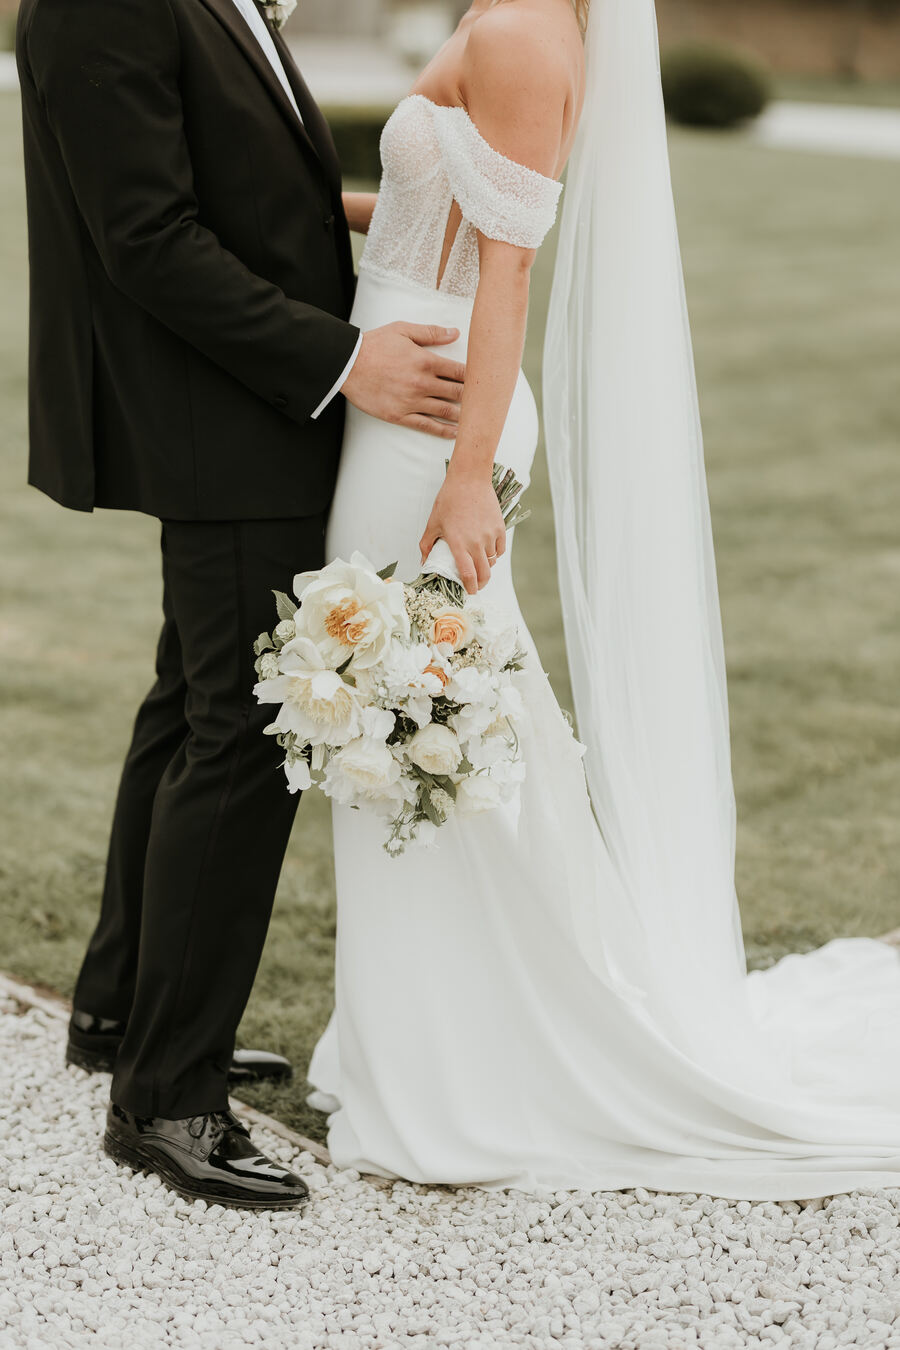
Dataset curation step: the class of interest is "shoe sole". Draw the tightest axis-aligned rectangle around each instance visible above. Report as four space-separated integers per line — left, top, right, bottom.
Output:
66 1044 117 1074
102 1131 308 1212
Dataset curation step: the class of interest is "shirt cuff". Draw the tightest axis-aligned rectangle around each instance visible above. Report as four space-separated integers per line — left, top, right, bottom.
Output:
310 332 363 420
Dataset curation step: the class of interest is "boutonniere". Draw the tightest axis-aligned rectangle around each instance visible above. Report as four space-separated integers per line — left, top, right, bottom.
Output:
262 0 296 29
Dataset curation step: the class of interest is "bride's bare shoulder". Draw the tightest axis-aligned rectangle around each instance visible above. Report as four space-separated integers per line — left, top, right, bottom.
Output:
458 0 584 172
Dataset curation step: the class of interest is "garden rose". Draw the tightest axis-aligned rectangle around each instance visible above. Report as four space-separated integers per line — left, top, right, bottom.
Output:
455 773 503 815
291 553 409 670
323 737 407 813
431 606 472 652
408 724 462 776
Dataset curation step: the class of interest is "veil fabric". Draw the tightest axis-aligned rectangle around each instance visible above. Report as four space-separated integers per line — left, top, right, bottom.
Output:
542 0 900 1164
544 0 747 1049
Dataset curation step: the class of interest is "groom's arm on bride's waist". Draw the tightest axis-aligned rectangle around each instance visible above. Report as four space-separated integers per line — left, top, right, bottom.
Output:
22 0 359 425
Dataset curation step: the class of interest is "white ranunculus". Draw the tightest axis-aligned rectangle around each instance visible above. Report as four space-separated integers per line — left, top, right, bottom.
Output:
464 733 512 771
478 620 519 669
380 641 441 699
446 665 494 707
254 637 362 747
407 723 462 776
360 704 396 743
455 772 504 816
323 737 407 814
290 553 409 670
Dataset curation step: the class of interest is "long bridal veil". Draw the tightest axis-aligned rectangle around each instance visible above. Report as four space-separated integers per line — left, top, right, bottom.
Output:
543 0 900 1189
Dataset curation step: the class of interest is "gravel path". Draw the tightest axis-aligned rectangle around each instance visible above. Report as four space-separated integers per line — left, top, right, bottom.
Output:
3 992 900 1349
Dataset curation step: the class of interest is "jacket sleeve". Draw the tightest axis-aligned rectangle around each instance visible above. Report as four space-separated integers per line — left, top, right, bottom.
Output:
24 0 360 425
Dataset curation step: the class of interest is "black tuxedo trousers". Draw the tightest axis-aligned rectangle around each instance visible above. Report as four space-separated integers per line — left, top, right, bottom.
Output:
74 518 326 1118
18 0 363 1116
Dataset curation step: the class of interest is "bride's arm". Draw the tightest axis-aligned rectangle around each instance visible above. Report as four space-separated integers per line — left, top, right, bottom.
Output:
342 192 378 234
418 13 572 593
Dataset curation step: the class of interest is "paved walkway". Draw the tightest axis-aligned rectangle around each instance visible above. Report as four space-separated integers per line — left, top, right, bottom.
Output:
3 973 900 1349
750 99 900 160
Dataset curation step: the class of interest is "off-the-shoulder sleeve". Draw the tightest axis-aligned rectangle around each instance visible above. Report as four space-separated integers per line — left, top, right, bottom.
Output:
430 105 563 250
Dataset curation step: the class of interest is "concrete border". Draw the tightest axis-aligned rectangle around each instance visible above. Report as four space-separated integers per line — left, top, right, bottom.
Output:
0 970 331 1166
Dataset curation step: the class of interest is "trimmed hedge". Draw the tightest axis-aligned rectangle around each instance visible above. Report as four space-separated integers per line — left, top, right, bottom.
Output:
325 107 388 183
661 42 773 129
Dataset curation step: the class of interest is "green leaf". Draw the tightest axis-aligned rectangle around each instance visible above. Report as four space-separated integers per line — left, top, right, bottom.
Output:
422 794 442 827
253 632 274 657
335 654 354 676
377 561 399 581
273 589 296 622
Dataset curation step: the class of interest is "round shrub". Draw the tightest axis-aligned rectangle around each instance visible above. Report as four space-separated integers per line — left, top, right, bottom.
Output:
660 42 772 129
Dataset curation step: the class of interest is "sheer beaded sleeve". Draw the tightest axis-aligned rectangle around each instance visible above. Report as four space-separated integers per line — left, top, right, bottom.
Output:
430 104 563 250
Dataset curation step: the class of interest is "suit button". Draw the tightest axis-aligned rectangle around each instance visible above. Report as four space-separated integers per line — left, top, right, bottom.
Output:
323 213 335 230
274 395 287 410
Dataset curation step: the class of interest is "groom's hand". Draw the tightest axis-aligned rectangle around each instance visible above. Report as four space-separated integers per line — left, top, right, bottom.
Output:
341 323 464 438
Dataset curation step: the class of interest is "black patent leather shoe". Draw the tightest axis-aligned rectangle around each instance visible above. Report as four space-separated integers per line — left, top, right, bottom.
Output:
103 1103 309 1210
66 1010 293 1084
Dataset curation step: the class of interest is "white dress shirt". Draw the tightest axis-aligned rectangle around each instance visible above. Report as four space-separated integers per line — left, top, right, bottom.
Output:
227 0 362 418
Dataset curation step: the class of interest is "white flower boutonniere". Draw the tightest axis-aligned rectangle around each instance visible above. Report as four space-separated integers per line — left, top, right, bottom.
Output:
263 0 296 29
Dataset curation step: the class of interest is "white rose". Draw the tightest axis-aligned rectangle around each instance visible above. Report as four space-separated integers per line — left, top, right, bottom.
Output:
407 723 461 776
323 737 407 813
455 773 503 816
254 637 362 746
291 552 409 670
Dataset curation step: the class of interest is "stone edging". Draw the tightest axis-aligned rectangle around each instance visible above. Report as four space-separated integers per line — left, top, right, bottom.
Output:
0 970 331 1166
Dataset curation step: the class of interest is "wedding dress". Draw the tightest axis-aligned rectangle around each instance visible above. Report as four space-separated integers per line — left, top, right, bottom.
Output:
307 86 900 1199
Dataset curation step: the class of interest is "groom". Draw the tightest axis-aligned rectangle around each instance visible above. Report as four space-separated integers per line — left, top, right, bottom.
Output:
17 0 464 1208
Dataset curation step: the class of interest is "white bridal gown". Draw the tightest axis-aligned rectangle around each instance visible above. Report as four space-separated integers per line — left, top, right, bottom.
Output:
308 94 900 1198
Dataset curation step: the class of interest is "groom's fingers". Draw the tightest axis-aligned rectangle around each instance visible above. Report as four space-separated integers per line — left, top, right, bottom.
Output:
400 413 458 440
428 354 466 388
418 398 461 424
403 323 460 348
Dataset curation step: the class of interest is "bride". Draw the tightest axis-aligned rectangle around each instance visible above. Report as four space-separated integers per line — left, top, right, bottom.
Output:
306 0 900 1197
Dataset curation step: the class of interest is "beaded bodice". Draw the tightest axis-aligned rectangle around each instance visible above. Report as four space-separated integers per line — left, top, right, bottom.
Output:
359 95 564 300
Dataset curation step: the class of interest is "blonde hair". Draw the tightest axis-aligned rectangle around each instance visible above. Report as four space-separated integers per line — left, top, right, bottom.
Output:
573 0 589 35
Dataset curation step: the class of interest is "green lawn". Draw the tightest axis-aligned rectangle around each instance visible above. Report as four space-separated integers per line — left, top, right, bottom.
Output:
2 92 899 1143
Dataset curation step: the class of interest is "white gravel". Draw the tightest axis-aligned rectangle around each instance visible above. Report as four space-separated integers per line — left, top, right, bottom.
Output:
3 992 900 1349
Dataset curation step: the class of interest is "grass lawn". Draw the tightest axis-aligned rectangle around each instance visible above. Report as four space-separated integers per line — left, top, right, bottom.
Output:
2 91 899 1143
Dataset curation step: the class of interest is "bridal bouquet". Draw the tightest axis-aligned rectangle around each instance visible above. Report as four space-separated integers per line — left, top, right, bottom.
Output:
253 466 530 855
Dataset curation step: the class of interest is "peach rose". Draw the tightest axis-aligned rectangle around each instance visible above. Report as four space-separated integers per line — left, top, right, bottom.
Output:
430 607 472 652
424 663 450 689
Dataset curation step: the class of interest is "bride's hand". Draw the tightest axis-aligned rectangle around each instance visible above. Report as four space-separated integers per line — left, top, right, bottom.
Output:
419 469 506 595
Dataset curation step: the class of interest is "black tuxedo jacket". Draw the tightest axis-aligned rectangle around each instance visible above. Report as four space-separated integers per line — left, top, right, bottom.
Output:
16 0 360 520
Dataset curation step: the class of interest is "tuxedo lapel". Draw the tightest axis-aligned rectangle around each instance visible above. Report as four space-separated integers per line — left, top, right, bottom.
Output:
195 0 326 182
268 26 343 198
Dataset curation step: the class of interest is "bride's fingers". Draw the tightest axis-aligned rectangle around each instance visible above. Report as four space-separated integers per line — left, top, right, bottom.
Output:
472 547 492 591
419 521 439 563
445 538 478 594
